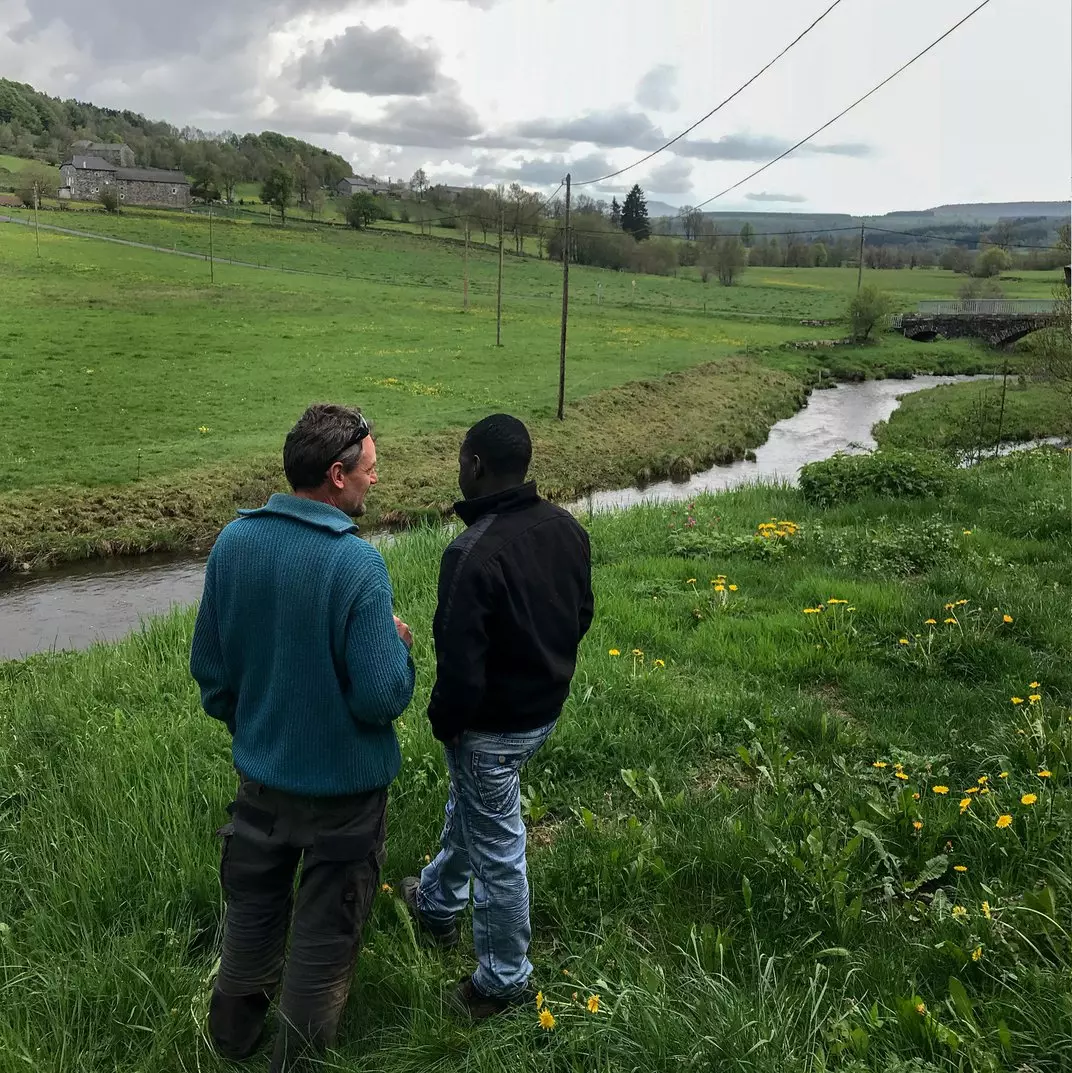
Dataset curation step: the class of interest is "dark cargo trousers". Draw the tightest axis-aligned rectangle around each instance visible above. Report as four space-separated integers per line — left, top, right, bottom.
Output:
209 776 387 1072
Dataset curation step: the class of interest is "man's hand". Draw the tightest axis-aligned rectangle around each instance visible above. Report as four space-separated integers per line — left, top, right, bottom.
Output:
393 615 413 648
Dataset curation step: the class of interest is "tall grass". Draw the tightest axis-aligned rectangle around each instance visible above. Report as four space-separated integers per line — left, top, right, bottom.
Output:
1 450 1070 1072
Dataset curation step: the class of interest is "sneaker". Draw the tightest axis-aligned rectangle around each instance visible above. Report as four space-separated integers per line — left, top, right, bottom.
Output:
399 876 460 949
451 976 533 1021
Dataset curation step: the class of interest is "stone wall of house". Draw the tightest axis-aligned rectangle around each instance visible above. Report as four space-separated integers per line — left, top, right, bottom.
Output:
62 167 115 200
117 179 190 208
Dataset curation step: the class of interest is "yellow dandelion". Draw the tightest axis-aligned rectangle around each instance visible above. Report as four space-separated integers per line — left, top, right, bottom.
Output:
959 797 972 812
1021 793 1038 806
977 776 988 785
381 883 392 894
653 659 666 668
632 649 644 657
562 969 571 977
608 649 620 657
1029 681 1040 689
980 787 991 795
995 814 1013 829
916 1002 927 1016
587 995 600 1014
944 603 955 611
912 793 921 801
1029 694 1041 704
913 820 923 831
932 786 949 795
714 584 726 593
873 761 888 769
686 578 697 585
899 638 910 646
535 991 544 1009
956 600 969 606
952 905 967 918
894 761 904 770
982 900 991 920
729 584 738 591
966 787 979 795
1038 770 1052 778
972 946 983 962
954 864 968 873
924 618 937 625
1002 614 1013 624
1011 697 1024 705
963 530 973 536
424 854 432 864
999 771 1008 779
944 618 957 625
803 608 821 614
539 1008 556 1031
895 772 909 781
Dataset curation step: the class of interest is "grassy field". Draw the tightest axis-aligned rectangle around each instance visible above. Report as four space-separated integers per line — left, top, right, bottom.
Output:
1 212 1062 567
875 378 1072 453
1 446 1069 1072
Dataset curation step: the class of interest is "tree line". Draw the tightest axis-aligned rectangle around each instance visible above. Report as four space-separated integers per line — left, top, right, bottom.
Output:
0 78 351 196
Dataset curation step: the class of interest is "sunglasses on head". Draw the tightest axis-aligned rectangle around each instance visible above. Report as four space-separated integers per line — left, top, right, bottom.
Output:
331 413 371 463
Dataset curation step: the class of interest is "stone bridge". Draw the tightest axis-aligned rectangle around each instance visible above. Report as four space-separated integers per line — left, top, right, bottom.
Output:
892 299 1056 347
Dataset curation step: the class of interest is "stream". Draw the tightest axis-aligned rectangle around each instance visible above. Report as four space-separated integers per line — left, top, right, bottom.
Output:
0 375 1004 660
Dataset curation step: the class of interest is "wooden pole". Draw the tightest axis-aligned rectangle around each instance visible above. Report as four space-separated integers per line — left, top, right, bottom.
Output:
209 204 214 283
557 173 571 421
856 220 866 292
33 182 40 257
496 207 504 346
463 218 470 312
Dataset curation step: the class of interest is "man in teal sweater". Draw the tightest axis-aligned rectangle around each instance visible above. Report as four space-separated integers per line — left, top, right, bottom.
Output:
191 403 414 1073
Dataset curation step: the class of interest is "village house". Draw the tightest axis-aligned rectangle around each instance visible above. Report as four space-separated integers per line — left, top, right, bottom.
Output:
336 175 393 198
59 142 190 208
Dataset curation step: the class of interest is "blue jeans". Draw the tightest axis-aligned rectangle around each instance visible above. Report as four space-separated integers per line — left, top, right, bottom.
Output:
417 723 555 997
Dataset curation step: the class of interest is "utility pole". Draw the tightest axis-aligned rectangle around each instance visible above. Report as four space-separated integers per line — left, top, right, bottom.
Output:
209 204 215 283
33 182 40 257
557 173 571 421
463 217 470 312
496 206 504 346
856 219 866 292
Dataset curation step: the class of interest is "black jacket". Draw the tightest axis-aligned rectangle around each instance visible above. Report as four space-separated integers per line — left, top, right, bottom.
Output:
427 482 594 743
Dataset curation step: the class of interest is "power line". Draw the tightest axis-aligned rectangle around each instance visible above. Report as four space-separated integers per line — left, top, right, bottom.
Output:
573 0 847 188
689 0 995 212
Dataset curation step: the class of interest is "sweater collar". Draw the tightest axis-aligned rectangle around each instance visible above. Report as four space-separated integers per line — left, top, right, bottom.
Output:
238 493 360 534
454 481 540 526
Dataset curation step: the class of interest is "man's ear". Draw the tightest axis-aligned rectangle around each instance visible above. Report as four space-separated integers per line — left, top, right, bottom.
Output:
470 452 485 479
327 460 346 489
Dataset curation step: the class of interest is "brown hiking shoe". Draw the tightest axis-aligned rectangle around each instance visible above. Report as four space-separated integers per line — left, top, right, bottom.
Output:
399 876 460 949
451 976 534 1021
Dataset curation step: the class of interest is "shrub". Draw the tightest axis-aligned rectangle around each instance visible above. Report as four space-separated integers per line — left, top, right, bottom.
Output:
99 187 119 213
799 450 954 507
343 191 378 230
846 285 894 341
809 517 958 576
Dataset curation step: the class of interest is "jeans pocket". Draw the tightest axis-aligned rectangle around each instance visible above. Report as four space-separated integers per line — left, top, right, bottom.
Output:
471 751 522 815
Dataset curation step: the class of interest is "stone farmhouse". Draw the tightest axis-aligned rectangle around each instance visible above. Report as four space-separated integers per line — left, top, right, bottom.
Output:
336 175 394 198
59 141 190 208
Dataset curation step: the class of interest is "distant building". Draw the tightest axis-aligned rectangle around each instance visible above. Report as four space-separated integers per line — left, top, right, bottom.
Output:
59 147 189 208
336 175 396 198
69 141 136 168
1065 264 1071 287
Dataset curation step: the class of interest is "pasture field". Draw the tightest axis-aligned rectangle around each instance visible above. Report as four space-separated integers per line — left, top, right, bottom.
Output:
0 447 1069 1072
0 213 1059 566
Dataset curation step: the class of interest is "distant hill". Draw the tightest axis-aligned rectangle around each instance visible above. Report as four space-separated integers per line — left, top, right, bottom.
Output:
0 78 352 193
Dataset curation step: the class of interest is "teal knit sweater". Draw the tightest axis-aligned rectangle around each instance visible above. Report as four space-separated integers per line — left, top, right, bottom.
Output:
190 493 415 796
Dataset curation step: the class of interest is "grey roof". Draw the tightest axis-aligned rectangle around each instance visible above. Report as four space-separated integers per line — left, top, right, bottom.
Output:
89 143 129 152
338 176 365 186
65 155 117 171
115 167 188 184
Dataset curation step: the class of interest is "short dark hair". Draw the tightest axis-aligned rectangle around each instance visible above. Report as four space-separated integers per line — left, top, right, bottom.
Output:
463 414 532 479
283 403 370 491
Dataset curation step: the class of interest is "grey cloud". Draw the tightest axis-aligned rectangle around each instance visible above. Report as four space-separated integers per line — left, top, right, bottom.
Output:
745 191 808 203
512 110 664 150
345 87 483 148
636 64 679 111
675 134 873 161
11 0 350 63
295 24 440 96
646 157 693 194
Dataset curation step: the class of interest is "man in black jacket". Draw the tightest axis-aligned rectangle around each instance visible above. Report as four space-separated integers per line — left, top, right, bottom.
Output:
401 414 593 1019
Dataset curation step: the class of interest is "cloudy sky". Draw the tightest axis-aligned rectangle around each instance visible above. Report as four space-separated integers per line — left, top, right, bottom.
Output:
2 0 1069 213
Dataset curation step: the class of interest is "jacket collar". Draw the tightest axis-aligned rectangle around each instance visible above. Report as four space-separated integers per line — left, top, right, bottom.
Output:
454 481 540 526
238 492 359 535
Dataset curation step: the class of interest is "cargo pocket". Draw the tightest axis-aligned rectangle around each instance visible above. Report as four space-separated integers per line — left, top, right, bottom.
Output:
311 831 382 941
472 750 523 815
